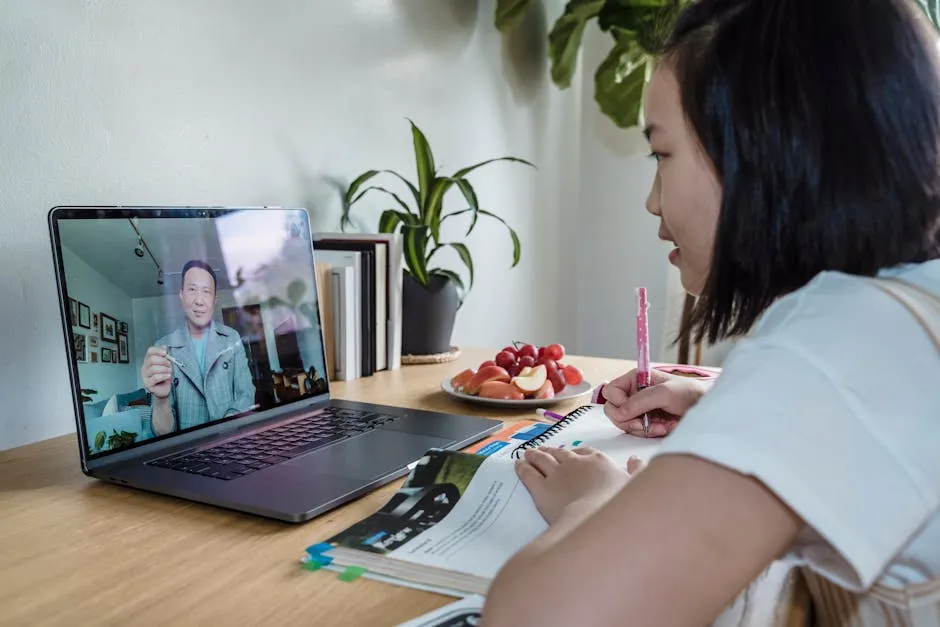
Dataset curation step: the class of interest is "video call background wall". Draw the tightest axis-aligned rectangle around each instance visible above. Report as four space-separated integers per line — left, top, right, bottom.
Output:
62 246 138 402
63 242 328 409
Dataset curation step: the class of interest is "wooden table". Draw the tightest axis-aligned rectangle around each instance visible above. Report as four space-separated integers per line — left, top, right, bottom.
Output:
0 347 633 626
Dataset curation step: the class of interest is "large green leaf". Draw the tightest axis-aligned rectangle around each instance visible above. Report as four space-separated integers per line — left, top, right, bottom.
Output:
351 185 413 216
424 176 456 245
594 42 649 128
379 169 421 207
548 0 605 89
452 156 535 179
453 178 481 235
428 242 474 290
494 0 534 32
378 208 415 234
401 224 430 286
479 209 522 267
344 169 380 206
598 1 685 53
440 203 522 268
408 119 436 214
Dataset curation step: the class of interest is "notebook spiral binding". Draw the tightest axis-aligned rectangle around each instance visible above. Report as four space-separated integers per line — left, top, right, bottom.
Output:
510 405 594 459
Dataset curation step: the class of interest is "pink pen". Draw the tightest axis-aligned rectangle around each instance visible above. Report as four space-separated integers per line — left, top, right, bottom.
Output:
636 287 651 434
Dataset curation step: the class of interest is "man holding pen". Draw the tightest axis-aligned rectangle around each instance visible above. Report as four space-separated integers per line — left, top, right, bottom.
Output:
141 259 256 436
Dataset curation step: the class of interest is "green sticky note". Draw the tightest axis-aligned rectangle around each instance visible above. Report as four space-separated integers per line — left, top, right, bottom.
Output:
572 440 583 446
301 560 322 572
338 565 367 582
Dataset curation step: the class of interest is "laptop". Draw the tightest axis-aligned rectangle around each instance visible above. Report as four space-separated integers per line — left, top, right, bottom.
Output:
48 205 501 522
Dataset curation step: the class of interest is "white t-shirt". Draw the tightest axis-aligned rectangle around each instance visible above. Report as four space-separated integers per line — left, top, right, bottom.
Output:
655 259 940 594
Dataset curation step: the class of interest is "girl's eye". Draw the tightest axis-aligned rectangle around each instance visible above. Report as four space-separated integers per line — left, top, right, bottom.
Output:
647 151 664 163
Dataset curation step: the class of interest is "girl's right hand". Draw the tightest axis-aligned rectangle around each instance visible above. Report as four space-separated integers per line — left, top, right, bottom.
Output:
602 368 710 438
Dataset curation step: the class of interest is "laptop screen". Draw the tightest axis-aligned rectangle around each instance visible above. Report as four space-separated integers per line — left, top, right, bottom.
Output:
52 207 330 459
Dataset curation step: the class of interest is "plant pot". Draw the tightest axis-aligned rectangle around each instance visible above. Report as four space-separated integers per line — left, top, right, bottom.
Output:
401 273 459 356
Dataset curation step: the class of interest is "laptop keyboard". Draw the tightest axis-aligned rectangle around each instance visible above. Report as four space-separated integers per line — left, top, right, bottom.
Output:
147 407 398 480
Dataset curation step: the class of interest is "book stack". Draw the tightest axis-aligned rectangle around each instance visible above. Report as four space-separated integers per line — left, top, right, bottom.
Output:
312 232 404 380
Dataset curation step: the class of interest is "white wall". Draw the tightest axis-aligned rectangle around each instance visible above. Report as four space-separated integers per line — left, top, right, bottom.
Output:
0 0 581 450
574 24 671 363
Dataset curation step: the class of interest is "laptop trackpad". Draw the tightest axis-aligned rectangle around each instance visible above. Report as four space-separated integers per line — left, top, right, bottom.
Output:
291 429 453 482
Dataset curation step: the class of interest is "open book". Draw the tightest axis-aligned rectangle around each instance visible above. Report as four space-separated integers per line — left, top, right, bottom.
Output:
302 404 661 596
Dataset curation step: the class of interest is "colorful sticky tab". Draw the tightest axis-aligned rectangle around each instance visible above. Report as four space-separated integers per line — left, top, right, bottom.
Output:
572 440 583 446
301 560 322 572
309 553 333 566
338 566 367 582
305 542 333 556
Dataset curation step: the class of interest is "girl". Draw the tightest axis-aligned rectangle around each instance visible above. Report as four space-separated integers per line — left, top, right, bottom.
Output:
482 0 940 625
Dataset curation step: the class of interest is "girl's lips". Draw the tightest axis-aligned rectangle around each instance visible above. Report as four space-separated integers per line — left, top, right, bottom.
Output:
668 247 680 263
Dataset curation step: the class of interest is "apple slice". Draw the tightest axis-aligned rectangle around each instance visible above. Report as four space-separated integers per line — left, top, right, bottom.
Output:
464 365 511 395
533 379 555 399
510 364 548 394
450 368 476 391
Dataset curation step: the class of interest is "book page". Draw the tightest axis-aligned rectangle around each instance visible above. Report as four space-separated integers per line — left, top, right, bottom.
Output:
386 453 547 579
533 404 662 465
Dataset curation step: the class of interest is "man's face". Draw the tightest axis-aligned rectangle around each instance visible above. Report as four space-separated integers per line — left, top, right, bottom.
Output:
179 267 216 330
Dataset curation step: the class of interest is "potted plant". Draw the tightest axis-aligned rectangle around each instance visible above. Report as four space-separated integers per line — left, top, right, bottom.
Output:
496 0 940 129
496 0 691 128
341 119 534 356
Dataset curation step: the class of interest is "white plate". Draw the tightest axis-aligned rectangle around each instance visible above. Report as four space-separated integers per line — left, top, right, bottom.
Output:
440 377 593 408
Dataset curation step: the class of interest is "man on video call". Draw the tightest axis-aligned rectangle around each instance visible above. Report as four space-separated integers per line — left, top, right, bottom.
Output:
141 259 256 436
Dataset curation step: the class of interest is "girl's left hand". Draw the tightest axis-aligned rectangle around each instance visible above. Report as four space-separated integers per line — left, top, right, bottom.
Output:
515 446 647 525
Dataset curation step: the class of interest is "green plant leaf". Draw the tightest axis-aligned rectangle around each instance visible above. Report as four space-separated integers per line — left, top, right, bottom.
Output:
440 204 522 268
495 0 535 32
594 42 649 128
408 119 436 214
344 170 380 207
429 268 467 307
425 177 456 245
378 209 414 234
402 224 430 286
548 0 605 89
453 156 536 179
480 209 522 267
379 169 421 207
428 242 474 290
453 178 481 234
352 185 413 215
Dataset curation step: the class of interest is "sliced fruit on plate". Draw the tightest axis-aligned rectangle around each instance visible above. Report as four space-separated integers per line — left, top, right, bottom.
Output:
478 380 524 400
510 364 547 394
532 379 554 399
464 365 511 395
450 368 476 392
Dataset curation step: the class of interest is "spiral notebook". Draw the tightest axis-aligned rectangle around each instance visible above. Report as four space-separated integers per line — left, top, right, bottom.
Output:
301 404 660 597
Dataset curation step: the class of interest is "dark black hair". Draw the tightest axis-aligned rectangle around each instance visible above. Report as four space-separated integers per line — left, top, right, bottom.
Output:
659 0 940 345
180 259 217 292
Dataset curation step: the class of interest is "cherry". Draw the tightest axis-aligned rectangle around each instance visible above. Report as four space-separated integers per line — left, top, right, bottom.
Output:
544 343 565 361
495 350 516 370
